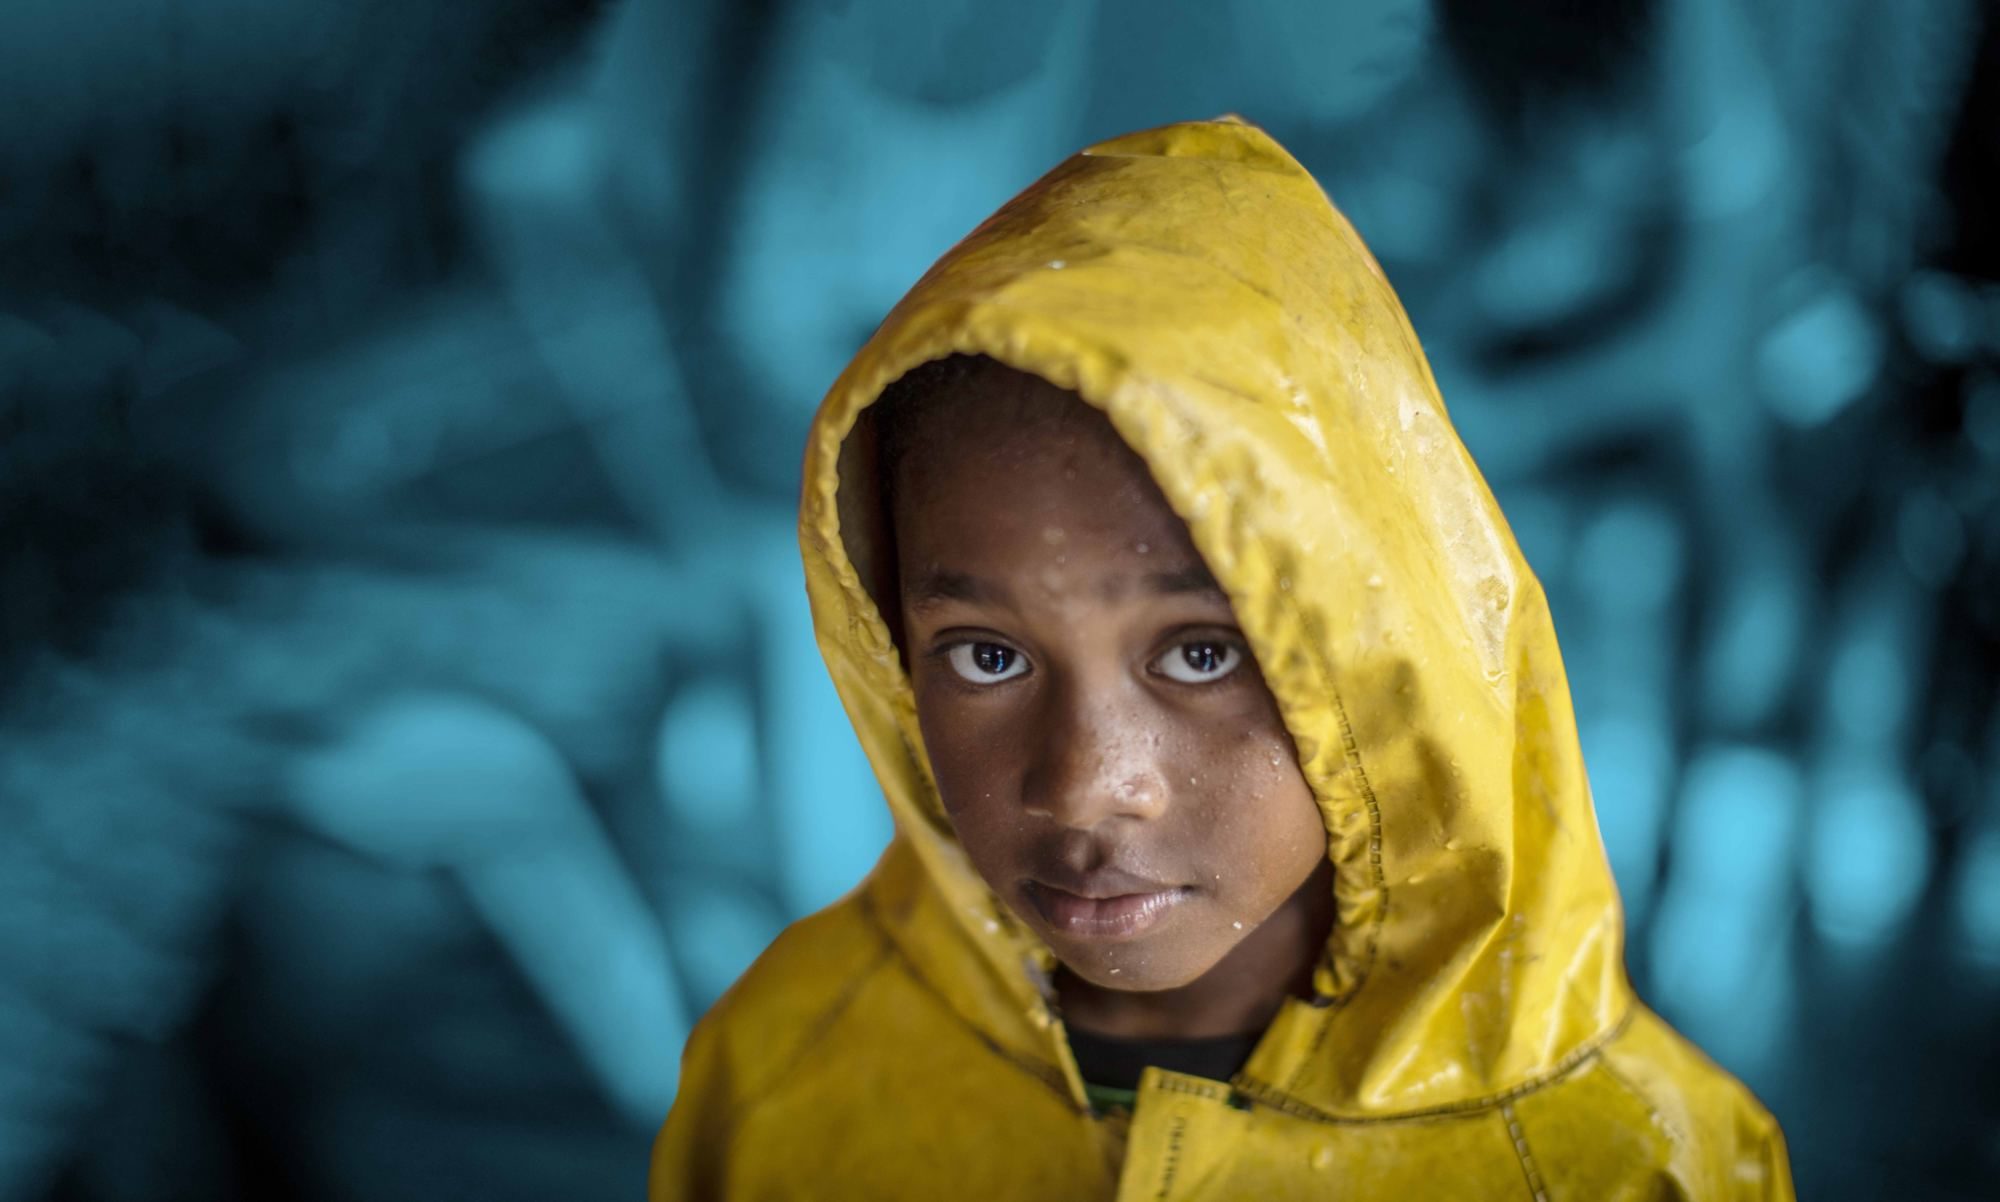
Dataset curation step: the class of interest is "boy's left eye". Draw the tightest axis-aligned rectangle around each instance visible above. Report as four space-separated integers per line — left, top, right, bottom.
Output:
1151 639 1243 684
944 641 1029 684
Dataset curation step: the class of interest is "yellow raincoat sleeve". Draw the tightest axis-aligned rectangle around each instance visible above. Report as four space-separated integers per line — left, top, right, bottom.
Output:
646 900 897 1201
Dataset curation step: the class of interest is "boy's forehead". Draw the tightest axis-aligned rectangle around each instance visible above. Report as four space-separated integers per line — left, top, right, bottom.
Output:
895 408 1167 535
889 400 1224 609
891 376 1146 496
876 362 1225 606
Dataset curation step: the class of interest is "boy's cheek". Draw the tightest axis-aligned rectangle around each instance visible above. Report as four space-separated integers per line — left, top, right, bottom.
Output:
954 820 1061 925
931 797 1018 873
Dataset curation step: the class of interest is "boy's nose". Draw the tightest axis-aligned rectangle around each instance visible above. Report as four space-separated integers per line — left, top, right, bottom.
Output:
1021 694 1169 829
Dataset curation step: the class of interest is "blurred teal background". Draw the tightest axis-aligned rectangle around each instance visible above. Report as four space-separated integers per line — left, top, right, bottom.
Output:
2 1 1997 1198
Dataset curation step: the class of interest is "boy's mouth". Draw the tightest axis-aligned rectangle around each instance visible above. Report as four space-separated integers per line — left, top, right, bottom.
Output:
1023 874 1192 940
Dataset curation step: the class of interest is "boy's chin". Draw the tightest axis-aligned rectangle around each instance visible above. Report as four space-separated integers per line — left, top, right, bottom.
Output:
1050 942 1222 993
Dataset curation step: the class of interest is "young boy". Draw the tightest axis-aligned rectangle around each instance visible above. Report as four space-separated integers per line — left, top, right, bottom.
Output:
652 116 1793 1200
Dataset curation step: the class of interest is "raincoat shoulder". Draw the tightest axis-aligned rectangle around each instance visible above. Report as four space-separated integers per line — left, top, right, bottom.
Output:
651 844 1114 1201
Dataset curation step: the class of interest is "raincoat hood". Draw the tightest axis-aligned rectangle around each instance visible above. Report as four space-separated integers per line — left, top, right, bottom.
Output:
799 115 1629 1119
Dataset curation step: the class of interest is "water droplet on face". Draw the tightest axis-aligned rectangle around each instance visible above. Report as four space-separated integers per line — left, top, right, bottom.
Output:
1047 259 1066 270
1108 967 1120 975
1134 541 1150 555
984 919 1000 933
1367 574 1385 589
1278 576 1293 591
1232 921 1244 930
1443 838 1462 851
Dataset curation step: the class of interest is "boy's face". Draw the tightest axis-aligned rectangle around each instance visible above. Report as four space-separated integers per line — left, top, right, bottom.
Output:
890 378 1330 998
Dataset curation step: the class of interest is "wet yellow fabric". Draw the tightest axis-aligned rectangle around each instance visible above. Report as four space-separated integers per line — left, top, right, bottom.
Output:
652 116 1793 1201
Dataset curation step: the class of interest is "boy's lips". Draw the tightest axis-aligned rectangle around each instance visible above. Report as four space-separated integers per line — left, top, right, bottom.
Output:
1023 870 1192 939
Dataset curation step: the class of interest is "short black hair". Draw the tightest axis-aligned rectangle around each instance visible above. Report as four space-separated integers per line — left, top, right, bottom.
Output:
872 353 1000 516
872 352 1087 522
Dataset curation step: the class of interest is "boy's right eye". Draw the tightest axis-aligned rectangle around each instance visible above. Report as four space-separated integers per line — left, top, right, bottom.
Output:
944 642 1029 685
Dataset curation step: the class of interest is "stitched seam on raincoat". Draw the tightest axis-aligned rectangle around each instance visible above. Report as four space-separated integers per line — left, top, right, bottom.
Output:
722 939 894 1132
1500 1103 1551 1201
1229 1007 1636 1126
1139 384 1389 1092
1154 1114 1189 1199
857 887 1081 1111
1152 1076 1228 1102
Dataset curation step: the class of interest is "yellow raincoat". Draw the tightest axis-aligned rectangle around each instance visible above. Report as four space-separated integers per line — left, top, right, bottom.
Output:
653 117 1793 1201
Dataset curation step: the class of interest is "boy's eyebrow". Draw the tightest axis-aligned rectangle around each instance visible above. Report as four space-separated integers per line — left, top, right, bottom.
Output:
1143 564 1227 599
906 568 1002 612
